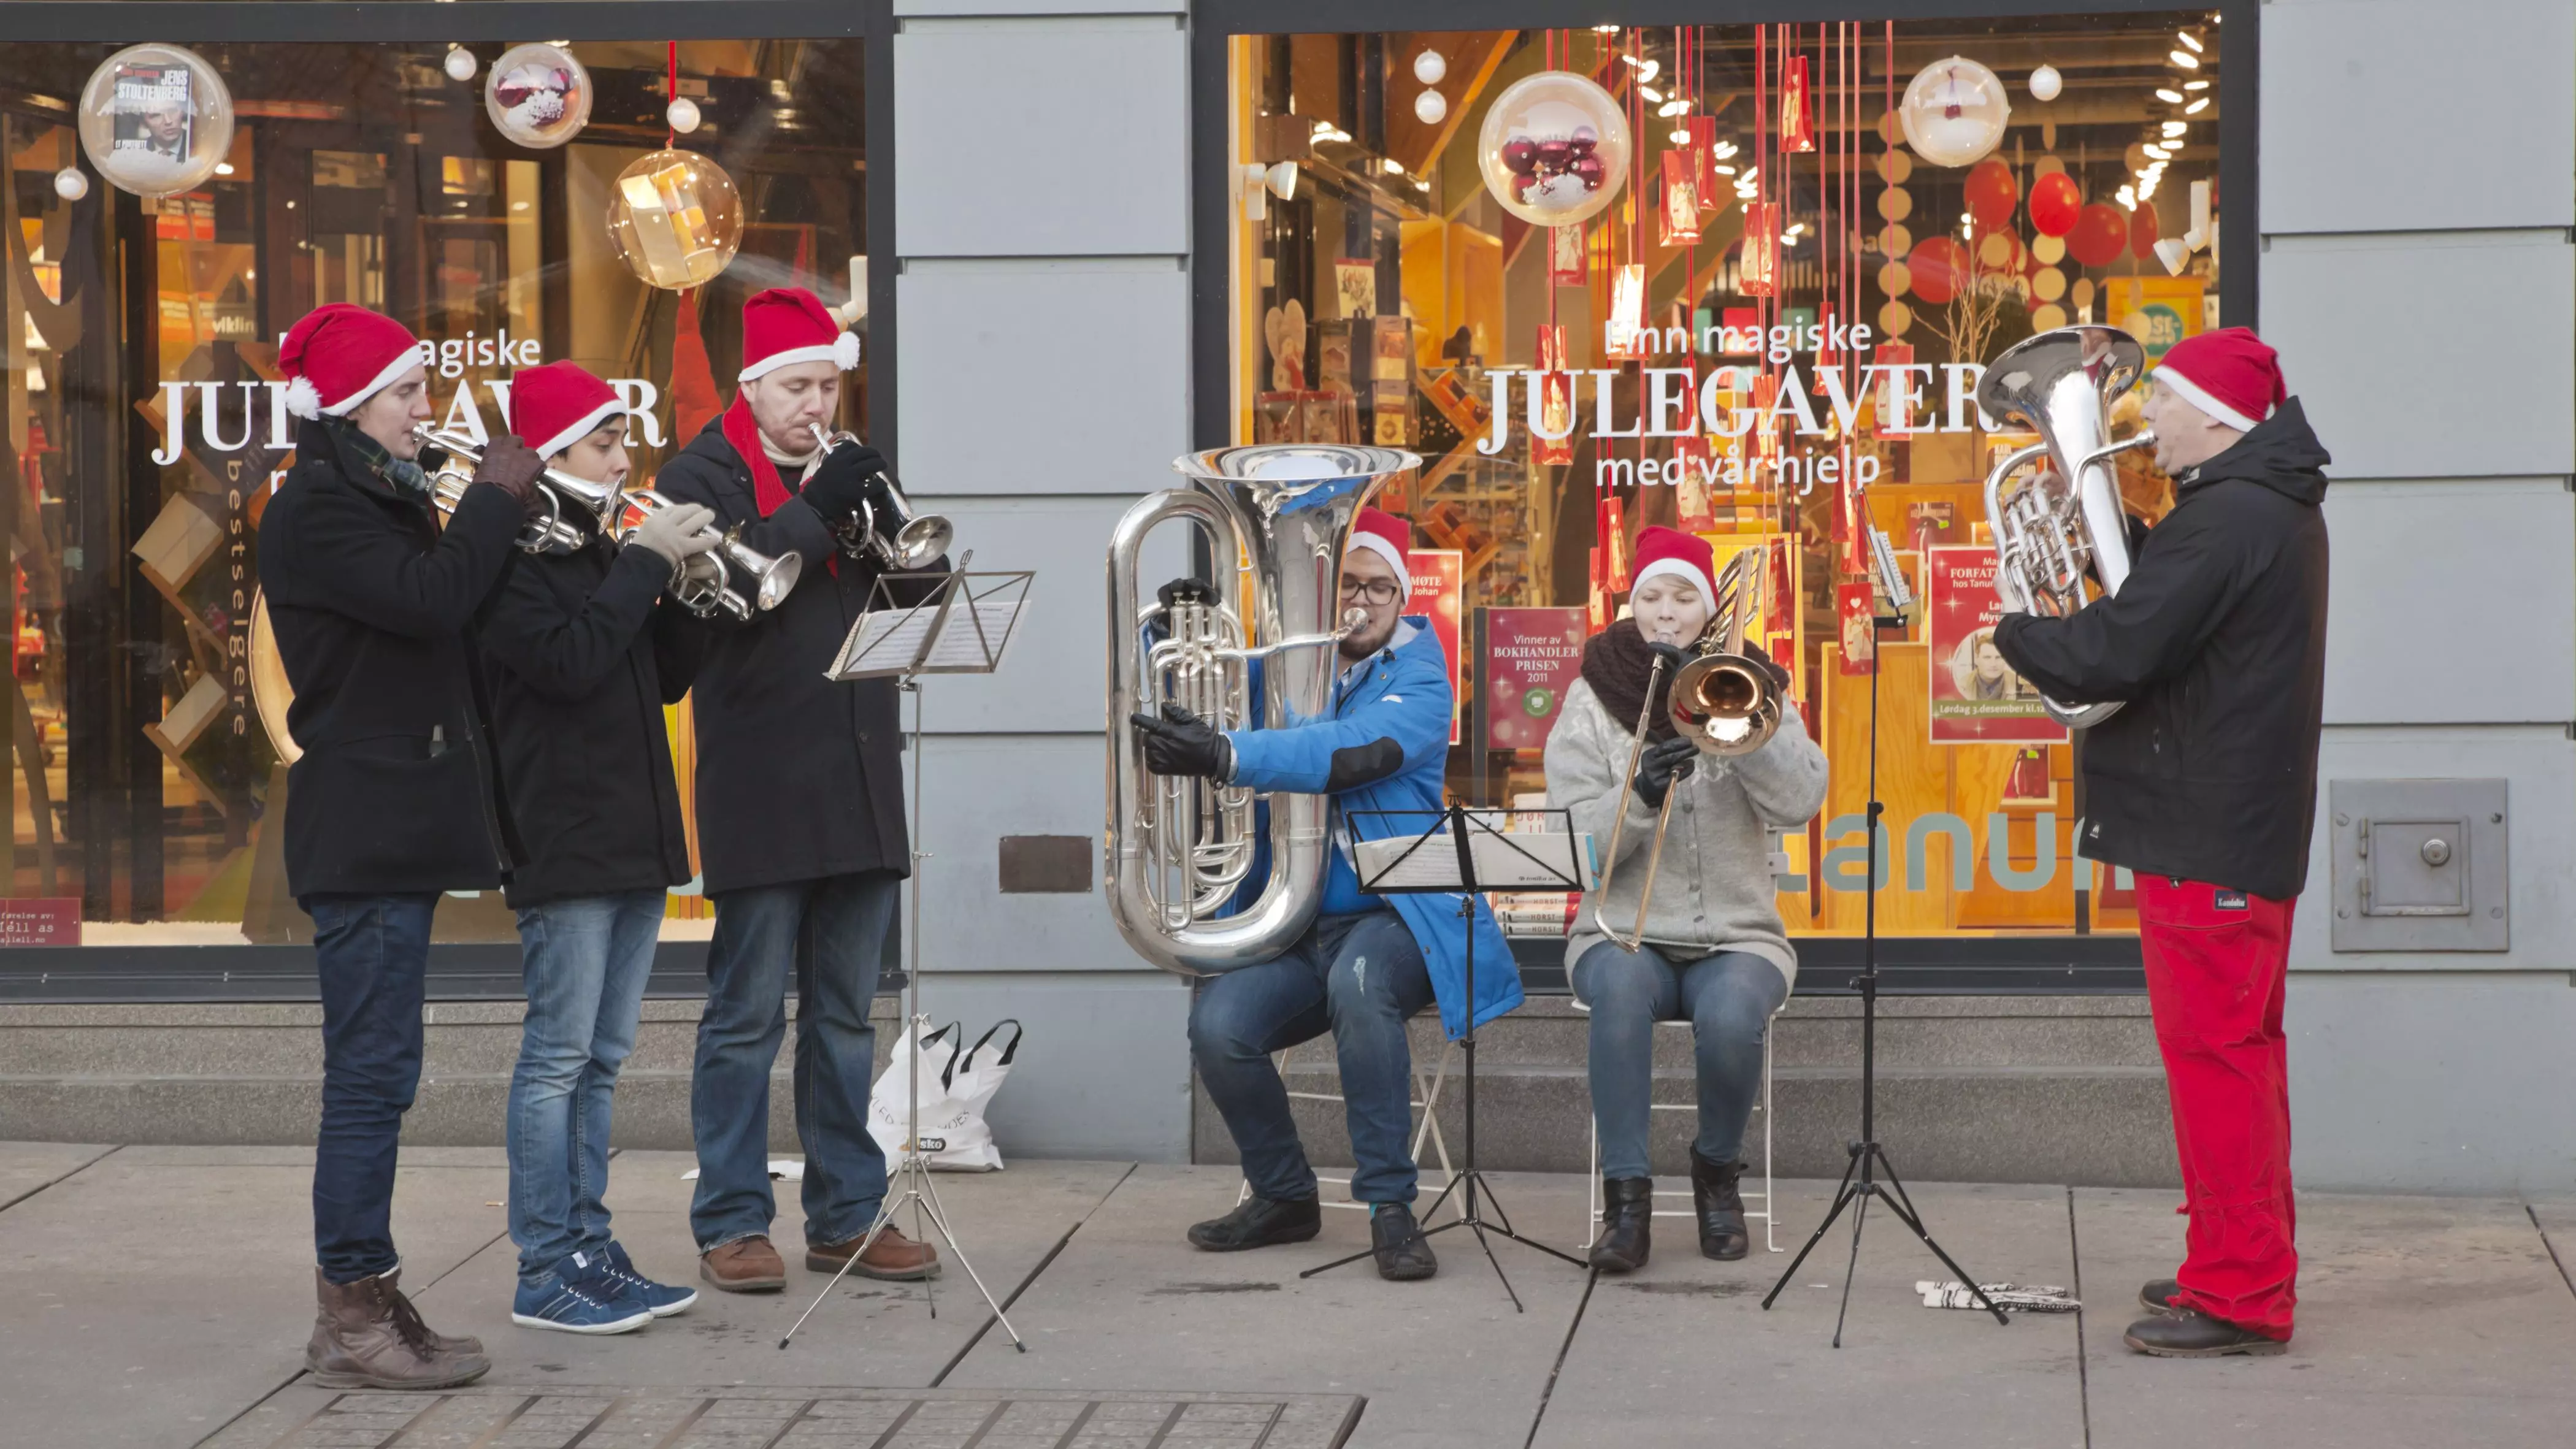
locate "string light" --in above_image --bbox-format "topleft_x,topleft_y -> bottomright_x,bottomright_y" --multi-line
2155,88 -> 2183,104
2176,30 -> 2204,52
2185,97 -> 2209,115
2169,50 -> 2199,69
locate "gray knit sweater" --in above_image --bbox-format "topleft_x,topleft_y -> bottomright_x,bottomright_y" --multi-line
1544,678 -> 1830,992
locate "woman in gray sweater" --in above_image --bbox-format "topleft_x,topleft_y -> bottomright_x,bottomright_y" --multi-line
1544,527 -> 1828,1271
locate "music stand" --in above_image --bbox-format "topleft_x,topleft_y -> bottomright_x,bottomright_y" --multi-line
1760,522 -> 2008,1342
1298,806 -> 1590,1310
779,553 -> 1037,1352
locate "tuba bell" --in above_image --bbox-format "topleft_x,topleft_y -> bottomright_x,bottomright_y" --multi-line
1105,444 -> 1418,977
1975,325 -> 2156,730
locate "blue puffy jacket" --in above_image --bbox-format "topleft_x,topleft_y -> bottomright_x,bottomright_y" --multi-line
1225,620 -> 1520,1038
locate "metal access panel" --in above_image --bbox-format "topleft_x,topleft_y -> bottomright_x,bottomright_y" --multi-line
2328,779 -> 2509,952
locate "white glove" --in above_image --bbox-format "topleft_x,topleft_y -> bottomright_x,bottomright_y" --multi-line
629,502 -> 720,567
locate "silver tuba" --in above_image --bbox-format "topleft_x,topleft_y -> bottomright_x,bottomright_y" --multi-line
1976,325 -> 2156,729
1105,444 -> 1419,977
809,426 -> 954,570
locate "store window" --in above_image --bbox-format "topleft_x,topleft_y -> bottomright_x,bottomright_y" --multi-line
1,36 -> 867,946
1227,14 -> 2228,939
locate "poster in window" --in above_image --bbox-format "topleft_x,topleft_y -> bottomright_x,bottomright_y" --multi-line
1925,546 -> 2068,745
1334,259 -> 1378,321
112,62 -> 192,169
2103,275 -> 2205,365
1483,607 -> 1589,751
1408,550 -> 1464,745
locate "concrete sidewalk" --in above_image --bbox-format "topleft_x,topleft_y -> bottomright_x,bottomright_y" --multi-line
2,1143 -> 2572,1448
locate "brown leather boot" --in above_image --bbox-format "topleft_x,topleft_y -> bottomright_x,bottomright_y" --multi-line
699,1236 -> 788,1293
383,1266 -> 481,1356
807,1224 -> 941,1281
304,1269 -> 491,1391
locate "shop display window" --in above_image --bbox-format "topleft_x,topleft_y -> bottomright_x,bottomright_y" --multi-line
1,37 -> 866,946
1228,15 -> 2228,938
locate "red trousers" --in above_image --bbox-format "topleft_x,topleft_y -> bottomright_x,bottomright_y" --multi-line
2137,875 -> 2298,1339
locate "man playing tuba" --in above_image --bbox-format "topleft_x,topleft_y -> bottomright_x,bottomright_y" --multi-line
1131,509 -> 1515,1282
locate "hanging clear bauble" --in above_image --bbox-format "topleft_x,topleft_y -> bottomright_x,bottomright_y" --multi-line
667,96 -> 702,134
1476,71 -> 1631,227
75,44 -> 236,198
53,167 -> 89,201
443,47 -> 479,82
1413,50 -> 1447,86
1899,55 -> 2011,167
2028,64 -> 2063,103
1413,89 -> 1447,125
605,150 -> 743,290
486,42 -> 592,149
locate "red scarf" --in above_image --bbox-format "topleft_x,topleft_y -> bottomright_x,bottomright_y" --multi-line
721,393 -> 835,574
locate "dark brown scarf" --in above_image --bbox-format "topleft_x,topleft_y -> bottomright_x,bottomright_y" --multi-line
1579,621 -> 1679,742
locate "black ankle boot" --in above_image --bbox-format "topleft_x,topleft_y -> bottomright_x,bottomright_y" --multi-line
1186,1195 -> 1321,1252
1370,1202 -> 1438,1282
1690,1150 -> 1749,1261
1590,1177 -> 1652,1272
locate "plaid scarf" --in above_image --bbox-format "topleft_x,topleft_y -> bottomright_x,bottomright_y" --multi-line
331,419 -> 432,499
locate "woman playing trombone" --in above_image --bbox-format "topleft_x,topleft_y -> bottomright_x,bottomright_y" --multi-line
1544,527 -> 1827,1271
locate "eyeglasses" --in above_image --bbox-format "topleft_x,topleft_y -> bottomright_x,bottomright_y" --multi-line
1339,577 -> 1402,605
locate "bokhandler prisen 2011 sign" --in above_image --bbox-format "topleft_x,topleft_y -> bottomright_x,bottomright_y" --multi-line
1483,608 -> 1588,751
1925,547 -> 2066,746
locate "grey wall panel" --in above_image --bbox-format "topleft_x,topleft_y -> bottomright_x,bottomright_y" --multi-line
2263,1 -> 2575,234
2288,973 -> 2576,1193
904,733 -> 1149,973
911,969 -> 1192,1163
2261,232 -> 2574,480
894,16 -> 1188,258
894,258 -> 1190,496
2321,481 -> 2574,725
2293,726 -> 2576,971
903,494 -> 1186,735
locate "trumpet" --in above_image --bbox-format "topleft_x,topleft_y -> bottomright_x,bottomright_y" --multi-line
613,488 -> 803,622
415,424 -> 604,554
1593,548 -> 1784,952
808,425 -> 954,570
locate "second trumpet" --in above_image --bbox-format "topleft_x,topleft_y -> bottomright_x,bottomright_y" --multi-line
808,426 -> 953,570
615,489 -> 802,622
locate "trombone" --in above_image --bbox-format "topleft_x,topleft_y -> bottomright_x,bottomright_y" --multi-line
1592,548 -> 1785,952
808,425 -> 954,570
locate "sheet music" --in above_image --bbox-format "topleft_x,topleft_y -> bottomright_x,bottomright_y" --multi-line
1353,831 -> 1594,892
827,599 -> 1024,680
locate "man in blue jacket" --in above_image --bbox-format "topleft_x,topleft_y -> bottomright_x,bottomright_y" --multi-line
1132,508 -> 1516,1282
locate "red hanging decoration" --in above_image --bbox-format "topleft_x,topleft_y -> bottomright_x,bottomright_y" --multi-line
1739,202 -> 1781,297
1779,54 -> 1815,153
2030,170 -> 2083,237
1549,224 -> 1586,286
1658,151 -> 1702,246
2129,199 -> 2163,259
1965,158 -> 2020,229
2068,202 -> 2130,268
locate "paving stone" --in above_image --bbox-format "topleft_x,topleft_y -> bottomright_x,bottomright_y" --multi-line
0,1139 -> 113,1208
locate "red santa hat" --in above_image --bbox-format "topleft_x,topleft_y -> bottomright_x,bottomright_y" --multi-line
510,361 -> 626,459
737,286 -> 861,384
278,304 -> 424,420
1630,525 -> 1715,602
2152,326 -> 2285,434
1345,507 -> 1413,600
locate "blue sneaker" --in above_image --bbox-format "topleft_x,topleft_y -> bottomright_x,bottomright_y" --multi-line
594,1240 -> 697,1318
511,1251 -> 653,1335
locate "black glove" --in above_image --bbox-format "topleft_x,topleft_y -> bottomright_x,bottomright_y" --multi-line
1131,702 -> 1233,779
1157,576 -> 1217,610
1633,734 -> 1701,809
799,440 -> 887,524
1736,637 -> 1793,693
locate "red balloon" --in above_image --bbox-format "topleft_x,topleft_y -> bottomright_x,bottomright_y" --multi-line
2067,203 -> 2128,268
2129,200 -> 2162,259
1908,236 -> 1971,305
1964,159 -> 2018,229
2028,171 -> 2082,237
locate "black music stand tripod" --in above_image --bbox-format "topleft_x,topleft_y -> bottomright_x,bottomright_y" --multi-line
1299,806 -> 1588,1310
1760,524 -> 2008,1344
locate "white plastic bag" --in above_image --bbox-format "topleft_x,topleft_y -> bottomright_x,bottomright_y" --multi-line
868,1019 -> 1019,1171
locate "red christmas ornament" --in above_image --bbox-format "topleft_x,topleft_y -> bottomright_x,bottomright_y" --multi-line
1780,55 -> 1815,154
2067,203 -> 2129,268
2028,170 -> 2082,237
1963,159 -> 2018,229
1907,235 -> 1971,305
1501,137 -> 1538,175
2129,199 -> 2162,259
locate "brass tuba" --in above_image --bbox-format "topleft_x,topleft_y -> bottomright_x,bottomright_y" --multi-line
1105,444 -> 1417,976
1592,546 -> 1784,951
1975,325 -> 2156,729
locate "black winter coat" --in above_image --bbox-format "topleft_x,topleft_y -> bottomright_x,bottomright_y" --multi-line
650,418 -> 946,895
1995,398 -> 2332,901
477,521 -> 703,910
256,418 -> 523,897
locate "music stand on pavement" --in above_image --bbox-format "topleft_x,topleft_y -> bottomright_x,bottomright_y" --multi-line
1298,806 -> 1591,1310
779,552 -> 1037,1352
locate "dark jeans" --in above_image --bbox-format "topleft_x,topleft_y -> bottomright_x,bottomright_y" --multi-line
1574,942 -> 1786,1182
307,892 -> 439,1285
1189,909 -> 1435,1206
691,871 -> 896,1251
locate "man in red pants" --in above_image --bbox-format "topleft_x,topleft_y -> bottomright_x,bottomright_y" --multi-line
1996,326 -> 2328,1357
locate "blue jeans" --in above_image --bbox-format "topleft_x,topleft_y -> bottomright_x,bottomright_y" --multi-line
1189,909 -> 1435,1206
506,889 -> 664,1287
1574,942 -> 1787,1181
691,871 -> 895,1250
307,892 -> 439,1285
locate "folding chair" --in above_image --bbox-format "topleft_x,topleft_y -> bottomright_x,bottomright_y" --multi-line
1236,1036 -> 1460,1217
1574,1003 -> 1782,1255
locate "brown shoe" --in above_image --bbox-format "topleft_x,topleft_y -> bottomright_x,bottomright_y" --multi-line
383,1266 -> 481,1356
807,1224 -> 941,1282
700,1236 -> 788,1293
304,1269 -> 491,1391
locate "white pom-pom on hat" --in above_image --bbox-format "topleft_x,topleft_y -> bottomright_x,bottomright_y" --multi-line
832,331 -> 861,370
285,376 -> 323,420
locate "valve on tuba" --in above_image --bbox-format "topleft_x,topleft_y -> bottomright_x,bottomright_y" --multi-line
1974,325 -> 2156,730
808,426 -> 954,571
1105,445 -> 1419,977
1591,548 -> 1784,952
